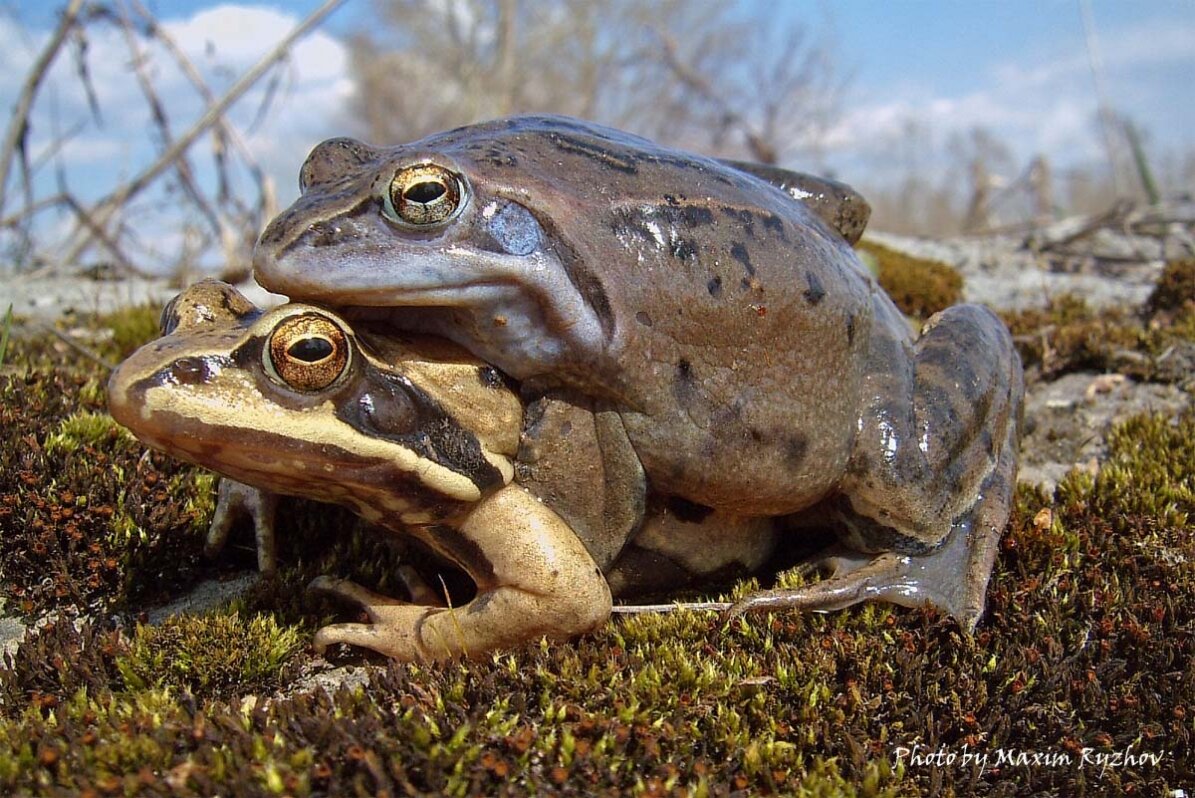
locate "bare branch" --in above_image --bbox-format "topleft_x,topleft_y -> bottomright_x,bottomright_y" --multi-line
61,0 -> 349,269
113,0 -> 224,240
128,0 -> 268,212
0,0 -> 86,215
61,193 -> 144,277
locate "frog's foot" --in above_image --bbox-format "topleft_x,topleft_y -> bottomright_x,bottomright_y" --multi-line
726,525 -> 975,626
310,575 -> 440,660
206,479 -> 279,576
310,485 -> 612,661
394,564 -> 446,606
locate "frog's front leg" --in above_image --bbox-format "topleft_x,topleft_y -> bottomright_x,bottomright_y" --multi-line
731,303 -> 1023,629
206,479 -> 279,576
311,484 -> 612,661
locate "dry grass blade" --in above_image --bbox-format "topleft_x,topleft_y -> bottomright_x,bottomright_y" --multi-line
0,305 -> 13,367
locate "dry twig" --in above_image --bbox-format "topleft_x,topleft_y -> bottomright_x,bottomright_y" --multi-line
0,0 -> 87,216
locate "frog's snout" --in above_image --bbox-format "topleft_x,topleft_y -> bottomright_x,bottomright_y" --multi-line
106,360 -> 140,433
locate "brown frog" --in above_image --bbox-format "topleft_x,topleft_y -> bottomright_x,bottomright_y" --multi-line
244,115 -> 1023,635
109,282 -> 788,660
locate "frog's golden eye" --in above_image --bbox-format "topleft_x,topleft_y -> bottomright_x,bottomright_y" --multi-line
266,314 -> 350,392
386,164 -> 464,226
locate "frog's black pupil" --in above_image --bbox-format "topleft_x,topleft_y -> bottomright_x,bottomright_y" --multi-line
288,337 -> 334,362
405,181 -> 446,204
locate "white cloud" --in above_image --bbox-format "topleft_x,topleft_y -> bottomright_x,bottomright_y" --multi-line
820,15 -> 1195,186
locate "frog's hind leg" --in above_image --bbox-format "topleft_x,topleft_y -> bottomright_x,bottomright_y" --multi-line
729,303 -> 1023,629
726,430 -> 1016,628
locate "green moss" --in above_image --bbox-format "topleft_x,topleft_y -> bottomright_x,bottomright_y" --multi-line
116,610 -> 303,698
1090,412 -> 1192,529
1144,258 -> 1195,319
44,410 -> 136,455
1002,295 -> 1141,379
94,303 -> 161,362
857,239 -> 964,319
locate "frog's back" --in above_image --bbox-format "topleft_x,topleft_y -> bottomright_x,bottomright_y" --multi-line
431,116 -> 883,513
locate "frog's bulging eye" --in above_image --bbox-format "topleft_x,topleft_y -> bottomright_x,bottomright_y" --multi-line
266,314 -> 350,392
386,164 -> 465,226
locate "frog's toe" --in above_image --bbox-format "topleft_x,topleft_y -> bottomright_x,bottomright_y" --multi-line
394,564 -> 446,606
206,479 -> 279,576
309,577 -> 454,660
726,551 -> 928,620
309,575 -> 411,619
313,619 -> 433,661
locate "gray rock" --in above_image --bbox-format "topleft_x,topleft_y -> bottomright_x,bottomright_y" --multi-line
145,573 -> 258,625
1018,372 -> 1191,494
866,231 -> 1164,312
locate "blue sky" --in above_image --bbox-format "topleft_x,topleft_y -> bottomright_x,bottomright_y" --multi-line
1,0 -> 1191,264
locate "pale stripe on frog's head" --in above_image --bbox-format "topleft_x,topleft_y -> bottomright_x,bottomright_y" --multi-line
109,283 -> 518,524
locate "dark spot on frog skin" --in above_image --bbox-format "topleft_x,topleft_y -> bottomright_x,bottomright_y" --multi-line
719,206 -> 757,238
666,496 -> 716,523
730,242 -> 755,276
545,132 -> 639,174
707,276 -> 723,298
673,358 -> 696,405
783,434 -> 808,468
665,205 -> 714,228
635,311 -> 653,327
762,213 -> 788,241
671,237 -> 698,261
846,312 -> 857,345
167,356 -> 219,386
803,270 -> 826,305
484,147 -> 517,167
610,209 -> 656,243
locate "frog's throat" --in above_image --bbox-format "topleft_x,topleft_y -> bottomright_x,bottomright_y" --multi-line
257,246 -> 608,383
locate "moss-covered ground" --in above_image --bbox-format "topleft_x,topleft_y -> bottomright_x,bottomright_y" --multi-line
0,272 -> 1191,796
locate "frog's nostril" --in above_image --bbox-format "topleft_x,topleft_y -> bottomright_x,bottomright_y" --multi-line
170,357 -> 214,385
308,221 -> 343,247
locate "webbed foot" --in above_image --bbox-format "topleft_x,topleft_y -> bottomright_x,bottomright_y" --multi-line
310,575 -> 443,660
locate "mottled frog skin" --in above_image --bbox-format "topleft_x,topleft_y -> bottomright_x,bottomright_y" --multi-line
251,115 -> 1024,634
254,115 -> 880,514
